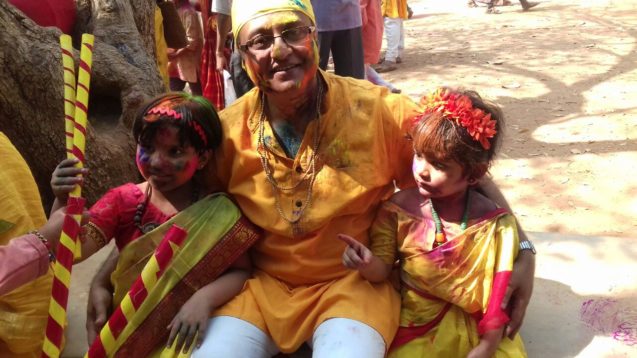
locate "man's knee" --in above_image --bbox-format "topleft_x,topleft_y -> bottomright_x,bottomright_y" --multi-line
192,316 -> 278,358
311,318 -> 385,358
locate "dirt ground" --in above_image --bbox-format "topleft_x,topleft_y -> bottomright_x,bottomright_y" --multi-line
386,0 -> 637,238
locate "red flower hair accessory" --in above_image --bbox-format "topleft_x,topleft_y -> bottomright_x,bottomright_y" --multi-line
417,88 -> 497,150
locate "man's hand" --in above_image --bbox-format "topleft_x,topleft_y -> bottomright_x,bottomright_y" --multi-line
216,53 -> 227,72
501,249 -> 535,338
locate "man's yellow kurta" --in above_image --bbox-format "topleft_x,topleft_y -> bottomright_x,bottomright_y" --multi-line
0,132 -> 53,357
212,71 -> 421,353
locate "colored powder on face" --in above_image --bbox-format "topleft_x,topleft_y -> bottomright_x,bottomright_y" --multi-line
272,46 -> 282,58
174,155 -> 200,183
312,39 -> 319,66
137,147 -> 151,165
269,12 -> 302,27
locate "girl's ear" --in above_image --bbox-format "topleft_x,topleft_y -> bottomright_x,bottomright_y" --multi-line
197,150 -> 212,170
468,163 -> 489,186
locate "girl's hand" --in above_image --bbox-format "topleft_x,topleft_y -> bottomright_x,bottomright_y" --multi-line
51,158 -> 87,203
467,328 -> 502,358
467,343 -> 490,358
166,290 -> 213,352
337,234 -> 373,270
467,340 -> 498,358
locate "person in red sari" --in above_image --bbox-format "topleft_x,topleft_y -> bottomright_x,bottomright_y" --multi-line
200,12 -> 226,109
8,0 -> 76,34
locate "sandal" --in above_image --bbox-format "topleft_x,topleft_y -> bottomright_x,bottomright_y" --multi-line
486,6 -> 501,13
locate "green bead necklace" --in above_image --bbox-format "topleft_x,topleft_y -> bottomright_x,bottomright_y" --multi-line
430,191 -> 471,249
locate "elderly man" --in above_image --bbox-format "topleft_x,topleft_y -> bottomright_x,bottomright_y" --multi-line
189,0 -> 535,357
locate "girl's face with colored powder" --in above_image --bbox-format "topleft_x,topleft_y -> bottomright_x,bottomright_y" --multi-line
412,152 -> 470,201
238,11 -> 318,94
136,125 -> 205,193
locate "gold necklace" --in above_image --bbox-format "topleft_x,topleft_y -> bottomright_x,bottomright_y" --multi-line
256,80 -> 323,235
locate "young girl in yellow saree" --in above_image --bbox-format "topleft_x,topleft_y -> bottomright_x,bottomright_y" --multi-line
52,93 -> 259,357
339,88 -> 527,357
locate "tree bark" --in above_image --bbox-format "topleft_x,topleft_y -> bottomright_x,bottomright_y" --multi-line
0,0 -> 165,208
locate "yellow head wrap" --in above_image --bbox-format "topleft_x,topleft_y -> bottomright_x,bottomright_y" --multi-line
231,0 -> 316,42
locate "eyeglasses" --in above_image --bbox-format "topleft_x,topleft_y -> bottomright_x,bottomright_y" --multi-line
239,26 -> 315,52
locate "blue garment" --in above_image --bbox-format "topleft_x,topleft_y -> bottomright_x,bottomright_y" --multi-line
310,0 -> 362,32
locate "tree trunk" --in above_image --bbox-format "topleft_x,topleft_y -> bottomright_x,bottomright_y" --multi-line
0,0 -> 165,208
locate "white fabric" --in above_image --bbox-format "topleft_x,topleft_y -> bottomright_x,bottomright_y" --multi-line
211,0 -> 232,15
192,316 -> 279,358
193,316 -> 386,357
383,16 -> 403,62
223,70 -> 237,107
365,64 -> 398,92
310,318 -> 386,358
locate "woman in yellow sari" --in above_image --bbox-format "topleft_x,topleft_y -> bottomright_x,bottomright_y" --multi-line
340,88 -> 528,357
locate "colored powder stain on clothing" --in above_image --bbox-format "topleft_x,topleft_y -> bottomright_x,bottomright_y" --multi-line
273,122 -> 302,158
326,139 -> 352,168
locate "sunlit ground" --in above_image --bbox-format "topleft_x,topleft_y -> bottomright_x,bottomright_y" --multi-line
387,0 -> 637,237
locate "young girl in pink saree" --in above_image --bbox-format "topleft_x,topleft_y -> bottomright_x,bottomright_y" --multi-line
339,88 -> 527,357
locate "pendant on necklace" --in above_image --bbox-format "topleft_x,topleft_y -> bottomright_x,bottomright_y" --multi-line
291,220 -> 304,237
140,222 -> 160,234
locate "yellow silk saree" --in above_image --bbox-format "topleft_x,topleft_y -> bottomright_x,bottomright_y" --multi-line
87,193 -> 259,357
0,132 -> 53,357
371,202 -> 527,357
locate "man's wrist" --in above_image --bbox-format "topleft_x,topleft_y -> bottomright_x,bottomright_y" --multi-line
519,240 -> 536,255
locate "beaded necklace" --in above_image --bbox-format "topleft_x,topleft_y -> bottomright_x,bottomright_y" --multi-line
430,191 -> 471,249
256,80 -> 323,236
134,183 -> 199,234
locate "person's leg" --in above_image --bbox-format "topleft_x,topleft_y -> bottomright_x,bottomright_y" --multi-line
519,0 -> 539,10
383,17 -> 400,62
309,318 -> 386,358
377,17 -> 400,73
330,27 -> 365,79
192,316 -> 279,358
170,77 -> 187,91
398,19 -> 405,61
317,31 -> 335,71
188,80 -> 203,96
486,0 -> 501,13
